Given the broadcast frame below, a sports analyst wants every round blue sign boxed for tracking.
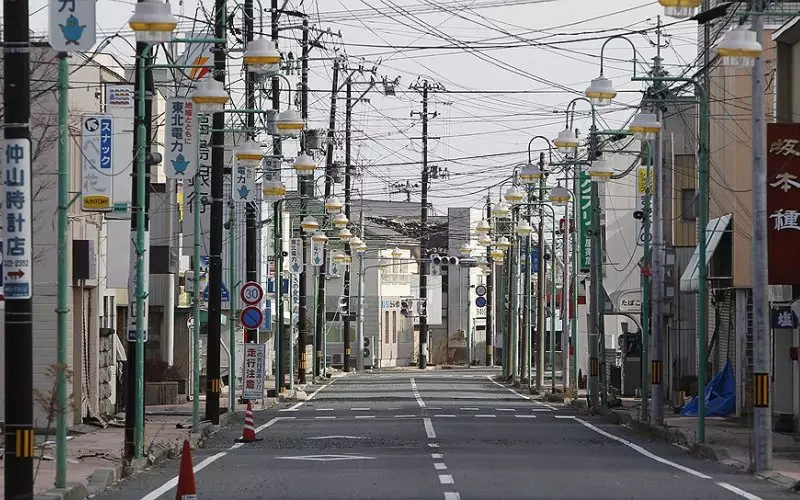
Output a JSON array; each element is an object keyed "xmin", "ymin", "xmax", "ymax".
[
  {"xmin": 475, "ymin": 296, "xmax": 487, "ymax": 308},
  {"xmin": 240, "ymin": 305, "xmax": 264, "ymax": 330}
]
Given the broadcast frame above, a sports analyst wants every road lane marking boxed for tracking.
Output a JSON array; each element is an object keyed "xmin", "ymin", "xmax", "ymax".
[
  {"xmin": 278, "ymin": 379, "xmax": 337, "ymax": 412},
  {"xmin": 460, "ymin": 407, "xmax": 479, "ymax": 411},
  {"xmin": 515, "ymin": 415, "xmax": 537, "ymax": 419},
  {"xmin": 434, "ymin": 462, "xmax": 448, "ymax": 470},
  {"xmin": 531, "ymin": 408, "xmax": 553, "ymax": 412},
  {"xmin": 427, "ymin": 407, "xmax": 442, "ymax": 410},
  {"xmin": 315, "ymin": 408, "xmax": 334, "ymax": 411},
  {"xmin": 444, "ymin": 493, "xmax": 461, "ymax": 500},
  {"xmin": 423, "ymin": 417, "xmax": 437, "ymax": 439},
  {"xmin": 138, "ymin": 417, "xmax": 281, "ymax": 500},
  {"xmin": 395, "ymin": 414, "xmax": 416, "ymax": 418},
  {"xmin": 475, "ymin": 414, "xmax": 496, "ymax": 418},
  {"xmin": 355, "ymin": 415, "xmax": 376, "ymax": 419},
  {"xmin": 439, "ymin": 474, "xmax": 454, "ymax": 485},
  {"xmin": 279, "ymin": 402, "xmax": 304, "ymax": 412},
  {"xmin": 554, "ymin": 415, "xmax": 575, "ymax": 419},
  {"xmin": 486, "ymin": 376, "xmax": 559, "ymax": 410},
  {"xmin": 572, "ymin": 417, "xmax": 711, "ymax": 479},
  {"xmin": 431, "ymin": 453, "xmax": 443, "ymax": 459},
  {"xmin": 716, "ymin": 482, "xmax": 764, "ymax": 500},
  {"xmin": 315, "ymin": 416, "xmax": 336, "ymax": 420},
  {"xmin": 435, "ymin": 414, "xmax": 456, "ymax": 418},
  {"xmin": 496, "ymin": 408, "xmax": 516, "ymax": 412},
  {"xmin": 411, "ymin": 378, "xmax": 426, "ymax": 408},
  {"xmin": 351, "ymin": 407, "xmax": 371, "ymax": 411},
  {"xmin": 428, "ymin": 443, "xmax": 439, "ymax": 448}
]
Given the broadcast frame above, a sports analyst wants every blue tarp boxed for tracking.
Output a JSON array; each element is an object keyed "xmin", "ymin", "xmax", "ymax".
[{"xmin": 680, "ymin": 359, "xmax": 735, "ymax": 417}]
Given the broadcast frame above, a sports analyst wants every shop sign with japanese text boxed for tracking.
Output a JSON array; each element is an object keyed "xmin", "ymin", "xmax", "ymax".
[
  {"xmin": 242, "ymin": 343, "xmax": 266, "ymax": 400},
  {"xmin": 767, "ymin": 123, "xmax": 800, "ymax": 284}
]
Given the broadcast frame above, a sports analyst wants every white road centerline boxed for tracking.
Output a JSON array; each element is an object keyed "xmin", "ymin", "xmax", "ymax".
[
  {"xmin": 423, "ymin": 417, "xmax": 437, "ymax": 439},
  {"xmin": 460, "ymin": 407, "xmax": 479, "ymax": 411},
  {"xmin": 355, "ymin": 415, "xmax": 376, "ymax": 419},
  {"xmin": 716, "ymin": 482, "xmax": 764, "ymax": 500},
  {"xmin": 350, "ymin": 407, "xmax": 371, "ymax": 411},
  {"xmin": 515, "ymin": 415, "xmax": 537, "ymax": 419},
  {"xmin": 431, "ymin": 453, "xmax": 443, "ymax": 459},
  {"xmin": 428, "ymin": 443, "xmax": 439, "ymax": 448},
  {"xmin": 411, "ymin": 378, "xmax": 426, "ymax": 408},
  {"xmin": 475, "ymin": 414, "xmax": 496, "ymax": 418},
  {"xmin": 496, "ymin": 408, "xmax": 516, "ymax": 412},
  {"xmin": 315, "ymin": 408, "xmax": 334, "ymax": 411},
  {"xmin": 439, "ymin": 474, "xmax": 454, "ymax": 485},
  {"xmin": 435, "ymin": 414, "xmax": 456, "ymax": 418},
  {"xmin": 444, "ymin": 493, "xmax": 461, "ymax": 500},
  {"xmin": 395, "ymin": 414, "xmax": 416, "ymax": 418},
  {"xmin": 315, "ymin": 416, "xmax": 336, "ymax": 420},
  {"xmin": 434, "ymin": 462, "xmax": 448, "ymax": 470}
]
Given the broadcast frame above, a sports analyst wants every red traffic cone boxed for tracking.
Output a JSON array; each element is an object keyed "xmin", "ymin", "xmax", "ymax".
[
  {"xmin": 175, "ymin": 440, "xmax": 197, "ymax": 500},
  {"xmin": 235, "ymin": 402, "xmax": 262, "ymax": 443}
]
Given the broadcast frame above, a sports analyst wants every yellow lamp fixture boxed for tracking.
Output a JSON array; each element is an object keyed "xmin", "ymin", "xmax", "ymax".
[
  {"xmin": 293, "ymin": 153, "xmax": 316, "ymax": 177},
  {"xmin": 300, "ymin": 216, "xmax": 319, "ymax": 233},
  {"xmin": 490, "ymin": 248, "xmax": 505, "ymax": 261},
  {"xmin": 243, "ymin": 38, "xmax": 282, "ymax": 75},
  {"xmin": 495, "ymin": 236, "xmax": 511, "ymax": 251},
  {"xmin": 311, "ymin": 231, "xmax": 328, "ymax": 245},
  {"xmin": 519, "ymin": 162, "xmax": 545, "ymax": 184},
  {"xmin": 190, "ymin": 77, "xmax": 229, "ymax": 114},
  {"xmin": 492, "ymin": 202, "xmax": 510, "ymax": 219},
  {"xmin": 338, "ymin": 228, "xmax": 353, "ymax": 241},
  {"xmin": 349, "ymin": 236, "xmax": 363, "ymax": 249},
  {"xmin": 460, "ymin": 242, "xmax": 474, "ymax": 257},
  {"xmin": 331, "ymin": 212, "xmax": 349, "ymax": 229},
  {"xmin": 504, "ymin": 186, "xmax": 525, "ymax": 204},
  {"xmin": 236, "ymin": 140, "xmax": 263, "ymax": 167},
  {"xmin": 553, "ymin": 128, "xmax": 579, "ymax": 153},
  {"xmin": 391, "ymin": 247, "xmax": 403, "ymax": 258},
  {"xmin": 718, "ymin": 26, "xmax": 763, "ymax": 68},
  {"xmin": 588, "ymin": 159, "xmax": 614, "ymax": 183},
  {"xmin": 128, "ymin": 0, "xmax": 178, "ymax": 43},
  {"xmin": 262, "ymin": 180, "xmax": 286, "ymax": 203},
  {"xmin": 548, "ymin": 184, "xmax": 570, "ymax": 207},
  {"xmin": 332, "ymin": 251, "xmax": 347, "ymax": 264},
  {"xmin": 355, "ymin": 241, "xmax": 368, "ymax": 254},
  {"xmin": 476, "ymin": 219, "xmax": 491, "ymax": 234},
  {"xmin": 628, "ymin": 112, "xmax": 662, "ymax": 141},
  {"xmin": 516, "ymin": 219, "xmax": 533, "ymax": 236},
  {"xmin": 585, "ymin": 75, "xmax": 616, "ymax": 107},
  {"xmin": 478, "ymin": 234, "xmax": 492, "ymax": 247},
  {"xmin": 324, "ymin": 195, "xmax": 343, "ymax": 214},
  {"xmin": 276, "ymin": 109, "xmax": 305, "ymax": 138},
  {"xmin": 659, "ymin": 0, "xmax": 701, "ymax": 19}
]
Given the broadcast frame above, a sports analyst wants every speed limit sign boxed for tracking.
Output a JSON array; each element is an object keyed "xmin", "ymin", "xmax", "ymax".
[{"xmin": 240, "ymin": 281, "xmax": 264, "ymax": 305}]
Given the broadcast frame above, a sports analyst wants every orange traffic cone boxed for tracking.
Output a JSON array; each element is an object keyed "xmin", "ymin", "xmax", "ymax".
[
  {"xmin": 175, "ymin": 440, "xmax": 197, "ymax": 500},
  {"xmin": 235, "ymin": 402, "xmax": 262, "ymax": 443}
]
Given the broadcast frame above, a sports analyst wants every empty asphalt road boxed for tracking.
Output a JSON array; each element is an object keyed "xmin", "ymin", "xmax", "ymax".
[{"xmin": 95, "ymin": 367, "xmax": 794, "ymax": 500}]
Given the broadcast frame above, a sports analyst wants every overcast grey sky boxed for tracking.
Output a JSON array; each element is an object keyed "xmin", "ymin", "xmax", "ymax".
[{"xmin": 20, "ymin": 0, "xmax": 699, "ymax": 211}]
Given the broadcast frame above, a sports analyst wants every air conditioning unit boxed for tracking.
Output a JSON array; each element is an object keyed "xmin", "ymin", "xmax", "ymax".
[
  {"xmin": 332, "ymin": 353, "xmax": 343, "ymax": 365},
  {"xmin": 363, "ymin": 336, "xmax": 375, "ymax": 369}
]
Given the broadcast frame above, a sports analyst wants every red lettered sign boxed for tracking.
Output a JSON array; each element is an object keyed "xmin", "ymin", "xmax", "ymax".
[{"xmin": 767, "ymin": 123, "xmax": 800, "ymax": 284}]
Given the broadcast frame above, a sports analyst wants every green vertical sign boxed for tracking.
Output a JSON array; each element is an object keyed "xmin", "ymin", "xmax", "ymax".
[{"xmin": 579, "ymin": 170, "xmax": 591, "ymax": 272}]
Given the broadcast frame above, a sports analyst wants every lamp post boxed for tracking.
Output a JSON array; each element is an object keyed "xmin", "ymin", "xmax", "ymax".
[{"xmin": 476, "ymin": 209, "xmax": 493, "ymax": 366}]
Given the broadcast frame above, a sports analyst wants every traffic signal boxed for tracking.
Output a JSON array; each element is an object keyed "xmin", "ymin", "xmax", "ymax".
[
  {"xmin": 338, "ymin": 295, "xmax": 349, "ymax": 310},
  {"xmin": 417, "ymin": 298, "xmax": 427, "ymax": 316},
  {"xmin": 447, "ymin": 256, "xmax": 459, "ymax": 266},
  {"xmin": 401, "ymin": 299, "xmax": 411, "ymax": 317},
  {"xmin": 431, "ymin": 254, "xmax": 442, "ymax": 265}
]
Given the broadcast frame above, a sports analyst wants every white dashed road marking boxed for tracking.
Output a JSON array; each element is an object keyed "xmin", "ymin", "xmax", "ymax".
[
  {"xmin": 434, "ymin": 462, "xmax": 448, "ymax": 470},
  {"xmin": 515, "ymin": 415, "xmax": 537, "ymax": 419},
  {"xmin": 444, "ymin": 493, "xmax": 461, "ymax": 500},
  {"xmin": 439, "ymin": 475, "xmax": 454, "ymax": 485},
  {"xmin": 475, "ymin": 414, "xmax": 496, "ymax": 418},
  {"xmin": 423, "ymin": 418, "xmax": 437, "ymax": 439},
  {"xmin": 411, "ymin": 378, "xmax": 426, "ymax": 408}
]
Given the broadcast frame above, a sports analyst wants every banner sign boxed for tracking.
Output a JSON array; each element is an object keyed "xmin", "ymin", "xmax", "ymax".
[
  {"xmin": 578, "ymin": 170, "xmax": 591, "ymax": 272},
  {"xmin": 767, "ymin": 123, "xmax": 800, "ymax": 284}
]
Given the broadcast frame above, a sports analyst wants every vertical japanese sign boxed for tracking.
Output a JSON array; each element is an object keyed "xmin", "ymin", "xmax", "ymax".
[
  {"xmin": 241, "ymin": 343, "xmax": 266, "ymax": 400},
  {"xmin": 181, "ymin": 112, "xmax": 211, "ymax": 255},
  {"xmin": 81, "ymin": 114, "xmax": 114, "ymax": 211},
  {"xmin": 233, "ymin": 160, "xmax": 256, "ymax": 203},
  {"xmin": 165, "ymin": 98, "xmax": 196, "ymax": 179},
  {"xmin": 767, "ymin": 123, "xmax": 800, "ymax": 284},
  {"xmin": 636, "ymin": 166, "xmax": 653, "ymax": 248},
  {"xmin": 291, "ymin": 272, "xmax": 299, "ymax": 332},
  {"xmin": 289, "ymin": 238, "xmax": 303, "ymax": 274},
  {"xmin": 578, "ymin": 170, "xmax": 591, "ymax": 272},
  {"xmin": 49, "ymin": 0, "xmax": 96, "ymax": 52},
  {"xmin": 4, "ymin": 139, "xmax": 33, "ymax": 299},
  {"xmin": 311, "ymin": 239, "xmax": 324, "ymax": 266},
  {"xmin": 104, "ymin": 84, "xmax": 134, "ymax": 217}
]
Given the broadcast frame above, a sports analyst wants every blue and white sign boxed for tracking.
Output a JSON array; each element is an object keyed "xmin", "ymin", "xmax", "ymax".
[
  {"xmin": 233, "ymin": 162, "xmax": 256, "ymax": 203},
  {"xmin": 80, "ymin": 114, "xmax": 114, "ymax": 212},
  {"xmin": 203, "ymin": 281, "xmax": 230, "ymax": 302},
  {"xmin": 49, "ymin": 0, "xmax": 96, "ymax": 52},
  {"xmin": 240, "ymin": 305, "xmax": 264, "ymax": 330},
  {"xmin": 3, "ymin": 139, "xmax": 32, "ymax": 300},
  {"xmin": 475, "ymin": 296, "xmax": 487, "ymax": 308},
  {"xmin": 289, "ymin": 238, "xmax": 303, "ymax": 274},
  {"xmin": 0, "ymin": 240, "xmax": 5, "ymax": 302},
  {"xmin": 531, "ymin": 247, "xmax": 540, "ymax": 273},
  {"xmin": 261, "ymin": 301, "xmax": 272, "ymax": 332},
  {"xmin": 311, "ymin": 239, "xmax": 324, "ymax": 267},
  {"xmin": 165, "ymin": 98, "xmax": 196, "ymax": 179}
]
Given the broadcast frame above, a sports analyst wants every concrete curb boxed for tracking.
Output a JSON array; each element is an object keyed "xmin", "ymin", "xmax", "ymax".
[
  {"xmin": 35, "ymin": 411, "xmax": 238, "ymax": 500},
  {"xmin": 598, "ymin": 408, "xmax": 800, "ymax": 490}
]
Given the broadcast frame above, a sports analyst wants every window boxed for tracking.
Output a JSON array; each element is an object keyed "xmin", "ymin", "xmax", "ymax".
[
  {"xmin": 384, "ymin": 311, "xmax": 390, "ymax": 343},
  {"xmin": 392, "ymin": 311, "xmax": 397, "ymax": 343},
  {"xmin": 681, "ymin": 188, "xmax": 697, "ymax": 221}
]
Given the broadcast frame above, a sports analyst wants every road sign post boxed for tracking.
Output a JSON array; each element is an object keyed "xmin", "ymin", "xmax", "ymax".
[
  {"xmin": 49, "ymin": 0, "xmax": 96, "ymax": 52},
  {"xmin": 240, "ymin": 281, "xmax": 264, "ymax": 305},
  {"xmin": 240, "ymin": 305, "xmax": 264, "ymax": 331}
]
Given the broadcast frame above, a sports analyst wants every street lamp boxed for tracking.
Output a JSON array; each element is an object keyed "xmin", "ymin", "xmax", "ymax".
[
  {"xmin": 337, "ymin": 228, "xmax": 353, "ymax": 241},
  {"xmin": 658, "ymin": 0, "xmax": 701, "ymax": 19},
  {"xmin": 332, "ymin": 212, "xmax": 349, "ymax": 228},
  {"xmin": 476, "ymin": 219, "xmax": 491, "ymax": 234},
  {"xmin": 585, "ymin": 75, "xmax": 616, "ymax": 107},
  {"xmin": 718, "ymin": 26, "xmax": 763, "ymax": 68},
  {"xmin": 554, "ymin": 128, "xmax": 579, "ymax": 154},
  {"xmin": 300, "ymin": 215, "xmax": 319, "ymax": 233},
  {"xmin": 190, "ymin": 76, "xmax": 229, "ymax": 113},
  {"xmin": 588, "ymin": 159, "xmax": 614, "ymax": 182},
  {"xmin": 235, "ymin": 140, "xmax": 264, "ymax": 167},
  {"xmin": 548, "ymin": 184, "xmax": 571, "ymax": 207},
  {"xmin": 478, "ymin": 234, "xmax": 492, "ymax": 247},
  {"xmin": 460, "ymin": 242, "xmax": 474, "ymax": 257},
  {"xmin": 391, "ymin": 247, "xmax": 403, "ymax": 258},
  {"xmin": 293, "ymin": 153, "xmax": 316, "ymax": 177},
  {"xmin": 325, "ymin": 195, "xmax": 344, "ymax": 214},
  {"xmin": 504, "ymin": 186, "xmax": 525, "ymax": 204},
  {"xmin": 492, "ymin": 202, "xmax": 511, "ymax": 219},
  {"xmin": 490, "ymin": 248, "xmax": 505, "ymax": 261},
  {"xmin": 332, "ymin": 251, "xmax": 348, "ymax": 264},
  {"xmin": 355, "ymin": 240, "xmax": 368, "ymax": 254},
  {"xmin": 127, "ymin": 0, "xmax": 178, "ymax": 42},
  {"xmin": 276, "ymin": 108, "xmax": 305, "ymax": 138},
  {"xmin": 495, "ymin": 236, "xmax": 511, "ymax": 251},
  {"xmin": 349, "ymin": 236, "xmax": 364, "ymax": 249},
  {"xmin": 516, "ymin": 219, "xmax": 533, "ymax": 237},
  {"xmin": 629, "ymin": 111, "xmax": 662, "ymax": 141},
  {"xmin": 311, "ymin": 231, "xmax": 328, "ymax": 246},
  {"xmin": 262, "ymin": 180, "xmax": 286, "ymax": 203},
  {"xmin": 243, "ymin": 37, "xmax": 282, "ymax": 76},
  {"xmin": 520, "ymin": 162, "xmax": 545, "ymax": 183}
]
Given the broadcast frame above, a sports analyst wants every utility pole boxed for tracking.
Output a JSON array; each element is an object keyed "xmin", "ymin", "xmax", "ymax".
[
  {"xmin": 751, "ymin": 0, "xmax": 772, "ymax": 472},
  {"xmin": 536, "ymin": 160, "xmax": 546, "ymax": 392},
  {"xmin": 126, "ymin": 32, "xmax": 155, "ymax": 459},
  {"xmin": 485, "ymin": 197, "xmax": 494, "ymax": 366},
  {"xmin": 205, "ymin": 0, "xmax": 227, "ymax": 423},
  {"xmin": 316, "ymin": 57, "xmax": 340, "ymax": 378},
  {"xmin": 297, "ymin": 17, "xmax": 310, "ymax": 383},
  {"xmin": 650, "ymin": 25, "xmax": 665, "ymax": 424},
  {"xmin": 3, "ymin": 0, "xmax": 33, "ymax": 491},
  {"xmin": 270, "ymin": 0, "xmax": 285, "ymax": 389},
  {"xmin": 243, "ymin": 0, "xmax": 257, "ymax": 355},
  {"xmin": 641, "ymin": 142, "xmax": 652, "ymax": 423},
  {"xmin": 587, "ymin": 128, "xmax": 601, "ymax": 408},
  {"xmin": 411, "ymin": 79, "xmax": 438, "ymax": 369},
  {"xmin": 561, "ymin": 192, "xmax": 570, "ymax": 392},
  {"xmin": 521, "ymin": 193, "xmax": 531, "ymax": 382},
  {"xmin": 343, "ymin": 79, "xmax": 353, "ymax": 372}
]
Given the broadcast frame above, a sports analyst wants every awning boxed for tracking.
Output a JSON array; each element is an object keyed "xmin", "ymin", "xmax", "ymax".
[{"xmin": 680, "ymin": 214, "xmax": 732, "ymax": 293}]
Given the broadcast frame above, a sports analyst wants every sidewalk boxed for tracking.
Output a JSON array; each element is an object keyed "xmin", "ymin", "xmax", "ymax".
[
  {"xmin": 599, "ymin": 398, "xmax": 800, "ymax": 488},
  {"xmin": 0, "ymin": 397, "xmax": 251, "ymax": 499}
]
